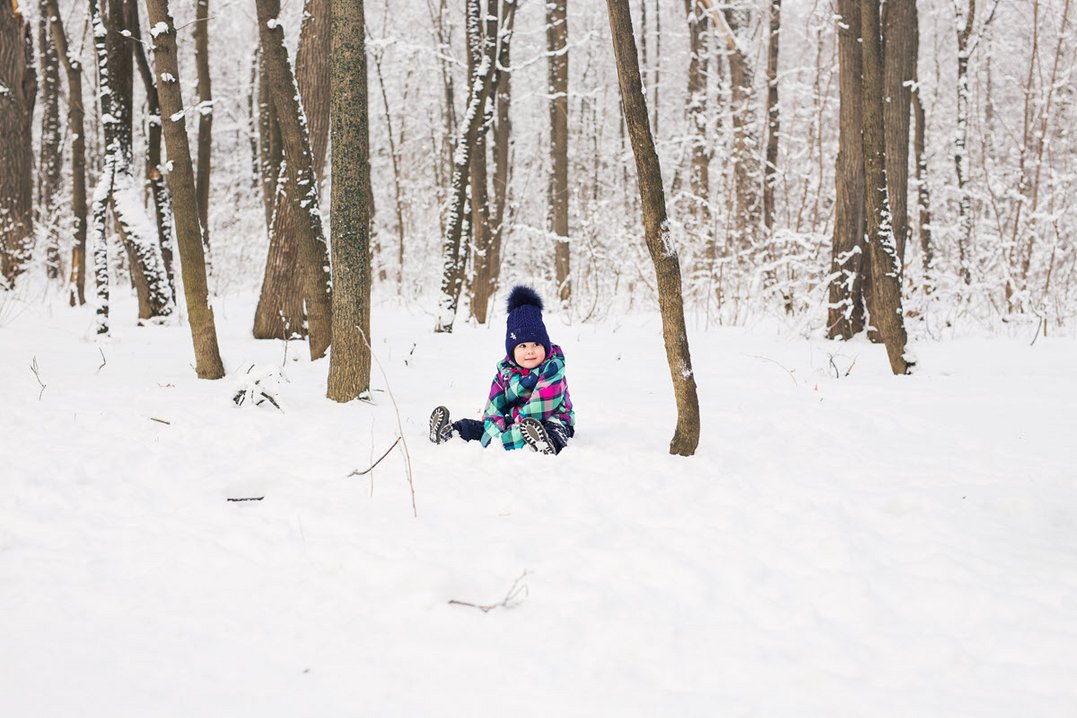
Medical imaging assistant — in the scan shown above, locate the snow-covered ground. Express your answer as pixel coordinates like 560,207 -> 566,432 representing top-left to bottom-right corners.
2,294 -> 1076,717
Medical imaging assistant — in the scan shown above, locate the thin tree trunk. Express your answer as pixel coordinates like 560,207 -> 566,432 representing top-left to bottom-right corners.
547,0 -> 571,305
194,0 -> 212,270
954,1 -> 975,284
606,0 -> 701,456
144,0 -> 225,379
435,0 -> 495,333
45,0 -> 88,305
485,0 -> 517,315
763,0 -> 781,233
0,2 -> 36,288
467,0 -> 497,325
254,0 -> 333,360
129,0 -> 175,296
827,0 -> 867,339
371,49 -> 407,288
684,1 -> 711,267
911,23 -> 933,290
860,0 -> 911,375
37,3 -> 64,280
327,0 -> 372,401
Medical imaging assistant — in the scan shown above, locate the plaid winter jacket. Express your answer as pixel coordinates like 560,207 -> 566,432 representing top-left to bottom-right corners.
480,344 -> 575,450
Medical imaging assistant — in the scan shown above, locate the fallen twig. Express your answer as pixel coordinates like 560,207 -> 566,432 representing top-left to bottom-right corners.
227,496 -> 265,502
449,571 -> 530,613
744,353 -> 797,386
150,417 -> 171,425
30,357 -> 46,400
348,436 -> 403,477
97,347 -> 107,374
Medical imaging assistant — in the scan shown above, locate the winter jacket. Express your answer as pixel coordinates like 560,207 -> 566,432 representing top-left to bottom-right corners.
480,344 -> 574,450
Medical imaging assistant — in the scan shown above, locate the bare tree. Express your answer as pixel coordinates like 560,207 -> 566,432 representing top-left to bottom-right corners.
466,0 -> 498,325
827,0 -> 867,339
882,0 -> 916,265
0,1 -> 36,289
547,0 -> 570,305
194,0 -> 212,264
144,0 -> 225,379
327,0 -> 373,401
606,0 -> 701,456
45,0 -> 88,305
254,0 -> 333,359
37,2 -> 63,280
763,0 -> 781,234
860,0 -> 911,374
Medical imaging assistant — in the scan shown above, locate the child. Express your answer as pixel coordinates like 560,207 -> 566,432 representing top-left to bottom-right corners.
429,285 -> 575,455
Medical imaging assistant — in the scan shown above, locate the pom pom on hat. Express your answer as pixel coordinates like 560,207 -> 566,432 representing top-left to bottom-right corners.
505,285 -> 551,362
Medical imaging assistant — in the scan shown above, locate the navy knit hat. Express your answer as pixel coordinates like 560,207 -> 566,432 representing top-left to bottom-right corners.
505,285 -> 551,360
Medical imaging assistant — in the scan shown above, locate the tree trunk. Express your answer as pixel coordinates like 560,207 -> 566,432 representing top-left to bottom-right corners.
763,0 -> 781,233
254,0 -> 333,360
860,0 -> 911,375
129,0 -> 176,296
882,0 -> 915,266
37,3 -> 64,280
144,0 -> 225,380
45,0 -> 88,306
684,1 -> 712,266
435,0 -> 495,333
97,0 -> 174,322
467,0 -> 497,325
326,0 -> 372,402
954,1 -> 975,284
827,0 -> 867,339
485,0 -> 517,317
912,71 -> 934,288
253,0 -> 329,342
0,1 -> 36,289
547,0 -> 571,305
606,0 -> 701,456
194,0 -> 212,267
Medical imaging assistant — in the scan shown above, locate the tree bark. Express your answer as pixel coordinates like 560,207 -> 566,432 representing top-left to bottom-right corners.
954,0 -> 976,284
466,0 -> 497,325
0,1 -> 36,289
194,0 -> 212,265
144,0 -> 225,380
763,0 -> 781,233
254,0 -> 333,360
253,0 -> 328,342
606,0 -> 701,456
485,0 -> 517,317
684,1 -> 712,264
860,0 -> 911,375
37,3 -> 64,280
45,0 -> 88,305
435,0 -> 495,333
326,0 -> 372,401
827,0 -> 867,339
547,0 -> 571,305
882,0 -> 916,266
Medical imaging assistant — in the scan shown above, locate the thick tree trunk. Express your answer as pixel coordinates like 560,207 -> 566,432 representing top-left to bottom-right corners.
254,0 -> 333,360
256,52 -> 282,230
485,0 -> 517,317
37,3 -> 63,280
435,0 -> 495,333
194,0 -> 212,265
253,0 -> 329,342
0,2 -> 36,289
326,0 -> 372,401
860,0 -> 911,375
882,0 -> 916,266
547,0 -> 571,305
606,0 -> 701,456
46,0 -> 88,305
827,0 -> 867,339
763,0 -> 781,233
467,0 -> 497,325
144,0 -> 225,380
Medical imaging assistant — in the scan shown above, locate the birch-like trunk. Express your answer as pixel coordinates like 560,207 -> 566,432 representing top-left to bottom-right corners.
37,3 -> 63,280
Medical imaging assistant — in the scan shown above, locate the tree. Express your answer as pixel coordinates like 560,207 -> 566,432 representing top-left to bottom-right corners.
547,0 -> 570,305
144,0 -> 225,379
827,0 -> 867,339
326,0 -> 373,401
254,0 -> 333,360
860,0 -> 911,375
763,0 -> 781,234
45,0 -> 88,305
194,0 -> 213,268
37,1 -> 63,280
0,0 -> 36,289
606,0 -> 701,456
435,0 -> 496,333
253,0 -> 330,342
882,0 -> 917,265
683,1 -> 712,257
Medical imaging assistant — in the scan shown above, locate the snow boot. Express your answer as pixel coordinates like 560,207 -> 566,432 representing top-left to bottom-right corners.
429,406 -> 453,444
519,417 -> 557,455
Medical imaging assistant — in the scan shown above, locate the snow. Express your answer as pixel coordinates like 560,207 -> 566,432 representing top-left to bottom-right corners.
149,22 -> 169,39
2,295 -> 1076,716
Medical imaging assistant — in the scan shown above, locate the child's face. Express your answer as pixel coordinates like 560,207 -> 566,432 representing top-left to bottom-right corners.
513,342 -> 546,369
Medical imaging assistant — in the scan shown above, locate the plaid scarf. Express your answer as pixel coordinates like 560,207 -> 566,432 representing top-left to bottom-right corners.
481,344 -> 574,450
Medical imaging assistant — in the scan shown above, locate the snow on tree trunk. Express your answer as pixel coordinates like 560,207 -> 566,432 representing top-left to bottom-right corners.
0,1 -> 36,289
